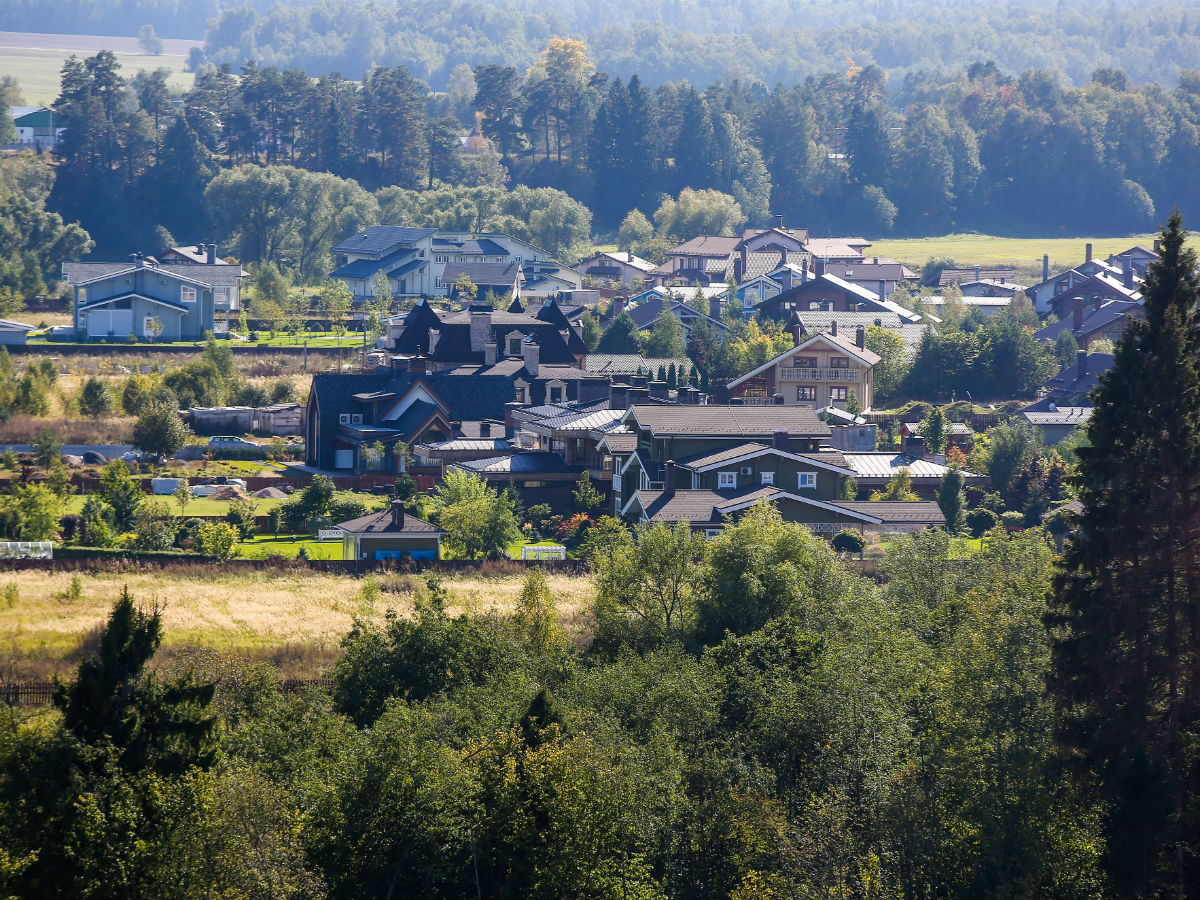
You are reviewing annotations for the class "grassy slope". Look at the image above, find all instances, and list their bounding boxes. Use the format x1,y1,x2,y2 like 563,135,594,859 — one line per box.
2,568,596,679
868,233,1158,271
0,40,195,106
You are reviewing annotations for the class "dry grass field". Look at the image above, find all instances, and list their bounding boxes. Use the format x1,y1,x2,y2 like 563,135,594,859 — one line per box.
0,567,597,680
0,31,198,105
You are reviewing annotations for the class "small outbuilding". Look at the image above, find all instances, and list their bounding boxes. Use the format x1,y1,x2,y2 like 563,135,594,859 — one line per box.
0,319,35,345
335,500,445,562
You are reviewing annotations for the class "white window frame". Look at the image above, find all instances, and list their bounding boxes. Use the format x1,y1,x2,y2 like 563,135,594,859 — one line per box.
761,471,774,485
797,472,817,490
181,285,197,304
612,472,622,491
718,471,737,489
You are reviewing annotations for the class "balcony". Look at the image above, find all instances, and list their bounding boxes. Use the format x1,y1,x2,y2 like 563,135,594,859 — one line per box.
780,366,862,382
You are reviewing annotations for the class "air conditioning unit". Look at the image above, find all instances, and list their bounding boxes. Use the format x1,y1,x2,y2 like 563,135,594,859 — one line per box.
740,466,753,475
338,414,351,424
351,414,363,425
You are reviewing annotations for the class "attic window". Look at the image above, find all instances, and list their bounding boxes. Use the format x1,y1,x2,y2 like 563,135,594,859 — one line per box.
508,337,522,356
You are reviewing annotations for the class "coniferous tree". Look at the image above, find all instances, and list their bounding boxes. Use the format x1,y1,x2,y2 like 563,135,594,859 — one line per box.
1047,212,1200,897
937,467,967,533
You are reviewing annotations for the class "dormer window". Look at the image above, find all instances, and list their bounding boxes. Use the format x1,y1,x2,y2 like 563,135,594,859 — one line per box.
718,471,737,489
508,337,522,356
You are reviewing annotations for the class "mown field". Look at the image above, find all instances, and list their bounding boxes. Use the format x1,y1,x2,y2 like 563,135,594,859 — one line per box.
0,567,596,679
869,233,1159,273
0,31,198,105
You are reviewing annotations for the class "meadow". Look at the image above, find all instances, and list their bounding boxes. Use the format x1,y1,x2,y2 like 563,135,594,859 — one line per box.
0,566,596,679
869,233,1159,275
0,31,198,105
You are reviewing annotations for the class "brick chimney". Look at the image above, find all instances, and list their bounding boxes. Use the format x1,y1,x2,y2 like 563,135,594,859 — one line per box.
649,380,668,400
609,382,629,409
1077,349,1088,379
664,460,676,495
207,243,217,265
1072,296,1084,331
772,429,788,450
830,320,838,338
903,434,926,460
390,499,406,529
469,305,492,353
855,324,865,349
521,336,540,376
484,339,497,366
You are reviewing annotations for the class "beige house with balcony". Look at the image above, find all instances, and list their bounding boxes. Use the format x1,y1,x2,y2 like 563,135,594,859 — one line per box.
725,322,879,411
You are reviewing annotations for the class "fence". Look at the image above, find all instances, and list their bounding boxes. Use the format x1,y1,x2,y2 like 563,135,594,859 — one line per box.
2,678,334,707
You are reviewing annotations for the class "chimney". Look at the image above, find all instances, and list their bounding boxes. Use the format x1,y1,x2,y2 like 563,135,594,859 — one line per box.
904,434,926,460
781,246,788,265
469,305,492,353
484,339,497,366
627,386,650,405
772,429,789,450
830,320,838,337
408,354,427,376
1085,242,1093,263
1154,239,1161,254
1122,255,1133,289
612,297,625,317
789,311,803,346
709,295,722,319
649,380,668,400
1073,296,1084,331
855,324,865,349
521,336,540,376
773,213,784,229
1043,253,1050,283
1077,349,1088,379
877,279,886,301
479,421,491,437
390,499,406,529
428,329,441,356
131,252,144,268
801,257,809,283
974,264,980,281
207,243,217,264
609,382,629,409
814,257,825,277
630,374,647,388
664,460,676,495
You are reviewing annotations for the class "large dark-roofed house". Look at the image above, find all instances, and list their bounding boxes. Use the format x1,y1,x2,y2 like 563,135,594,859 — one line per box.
330,226,436,299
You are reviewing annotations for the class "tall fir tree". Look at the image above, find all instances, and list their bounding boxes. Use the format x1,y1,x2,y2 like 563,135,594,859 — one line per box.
1047,211,1200,897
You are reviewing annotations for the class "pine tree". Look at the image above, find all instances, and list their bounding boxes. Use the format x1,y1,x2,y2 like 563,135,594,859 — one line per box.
937,467,966,533
1047,212,1200,896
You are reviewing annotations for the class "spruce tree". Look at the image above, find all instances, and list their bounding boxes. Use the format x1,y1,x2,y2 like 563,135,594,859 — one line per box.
1047,212,1200,896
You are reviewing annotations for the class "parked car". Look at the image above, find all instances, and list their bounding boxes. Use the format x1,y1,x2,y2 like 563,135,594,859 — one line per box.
208,435,258,449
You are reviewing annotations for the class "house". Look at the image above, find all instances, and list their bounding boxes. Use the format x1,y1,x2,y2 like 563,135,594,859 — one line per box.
840,451,985,500
448,451,584,513
583,354,696,380
624,291,726,339
387,297,588,371
754,261,919,323
725,320,879,411
1044,271,1141,322
791,309,927,357
1039,350,1113,405
610,404,945,535
1034,296,1144,350
0,319,35,345
330,226,436,300
823,256,919,301
63,255,245,342
521,261,584,296
440,261,523,303
578,250,656,286
938,266,1016,288
1017,403,1093,444
653,235,742,285
253,402,305,435
156,244,238,267
900,419,973,452
336,500,445,562
1025,245,1126,315
10,106,64,148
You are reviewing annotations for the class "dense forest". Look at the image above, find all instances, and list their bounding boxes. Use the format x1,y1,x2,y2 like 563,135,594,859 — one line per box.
3,0,1200,88
24,39,1200,273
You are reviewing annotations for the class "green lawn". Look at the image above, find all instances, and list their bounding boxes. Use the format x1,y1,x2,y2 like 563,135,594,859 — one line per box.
507,539,567,559
63,494,287,517
868,233,1159,271
26,333,364,349
235,534,344,560
0,32,197,105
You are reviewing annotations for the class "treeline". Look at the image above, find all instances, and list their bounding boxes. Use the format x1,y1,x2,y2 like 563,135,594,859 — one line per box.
0,516,1110,898
6,0,1199,88
41,39,1200,271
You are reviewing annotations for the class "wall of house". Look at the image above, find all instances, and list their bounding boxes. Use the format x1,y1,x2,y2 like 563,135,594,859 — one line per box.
730,345,873,410
693,456,841,501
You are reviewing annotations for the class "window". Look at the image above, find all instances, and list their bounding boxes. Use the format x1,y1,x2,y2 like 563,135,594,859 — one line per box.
612,472,622,491
793,356,818,368
797,386,817,401
705,528,722,539
549,386,563,403
797,472,817,490
761,471,774,485
718,471,737,489
515,386,526,404
78,287,87,303
508,338,522,356
181,286,197,304
215,286,230,304
829,356,850,368
830,386,848,401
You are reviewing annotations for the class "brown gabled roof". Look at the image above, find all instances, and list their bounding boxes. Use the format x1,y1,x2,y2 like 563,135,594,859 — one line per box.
627,404,830,438
670,235,742,256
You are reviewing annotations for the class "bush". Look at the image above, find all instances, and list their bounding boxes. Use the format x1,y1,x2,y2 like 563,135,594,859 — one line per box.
965,507,1000,538
831,529,866,554
1000,510,1026,530
328,497,370,524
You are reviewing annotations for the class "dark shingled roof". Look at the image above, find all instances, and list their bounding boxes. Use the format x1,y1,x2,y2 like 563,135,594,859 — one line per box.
628,405,830,438
831,501,946,525
63,262,245,286
330,248,423,280
454,452,577,475
336,507,444,534
334,226,435,255
442,261,522,290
